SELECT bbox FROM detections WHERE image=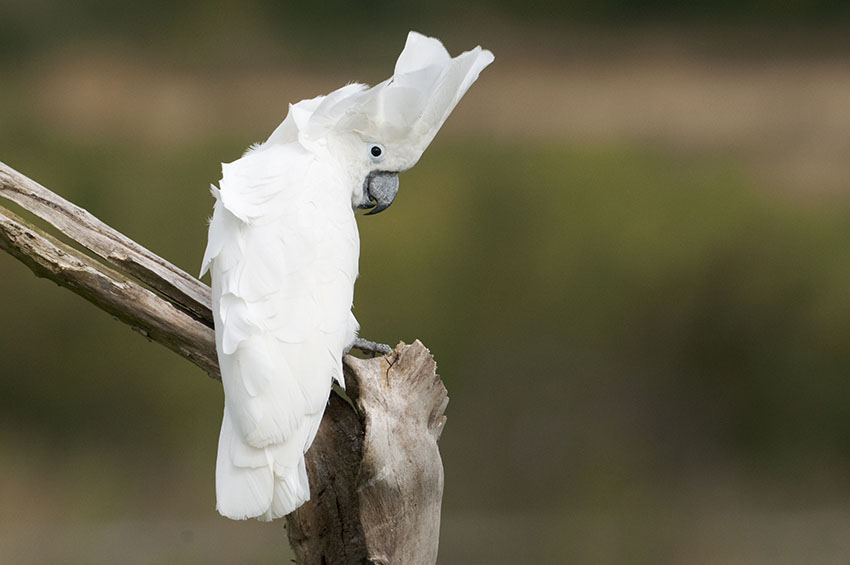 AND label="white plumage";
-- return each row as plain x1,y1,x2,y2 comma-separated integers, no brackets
201,31,493,521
